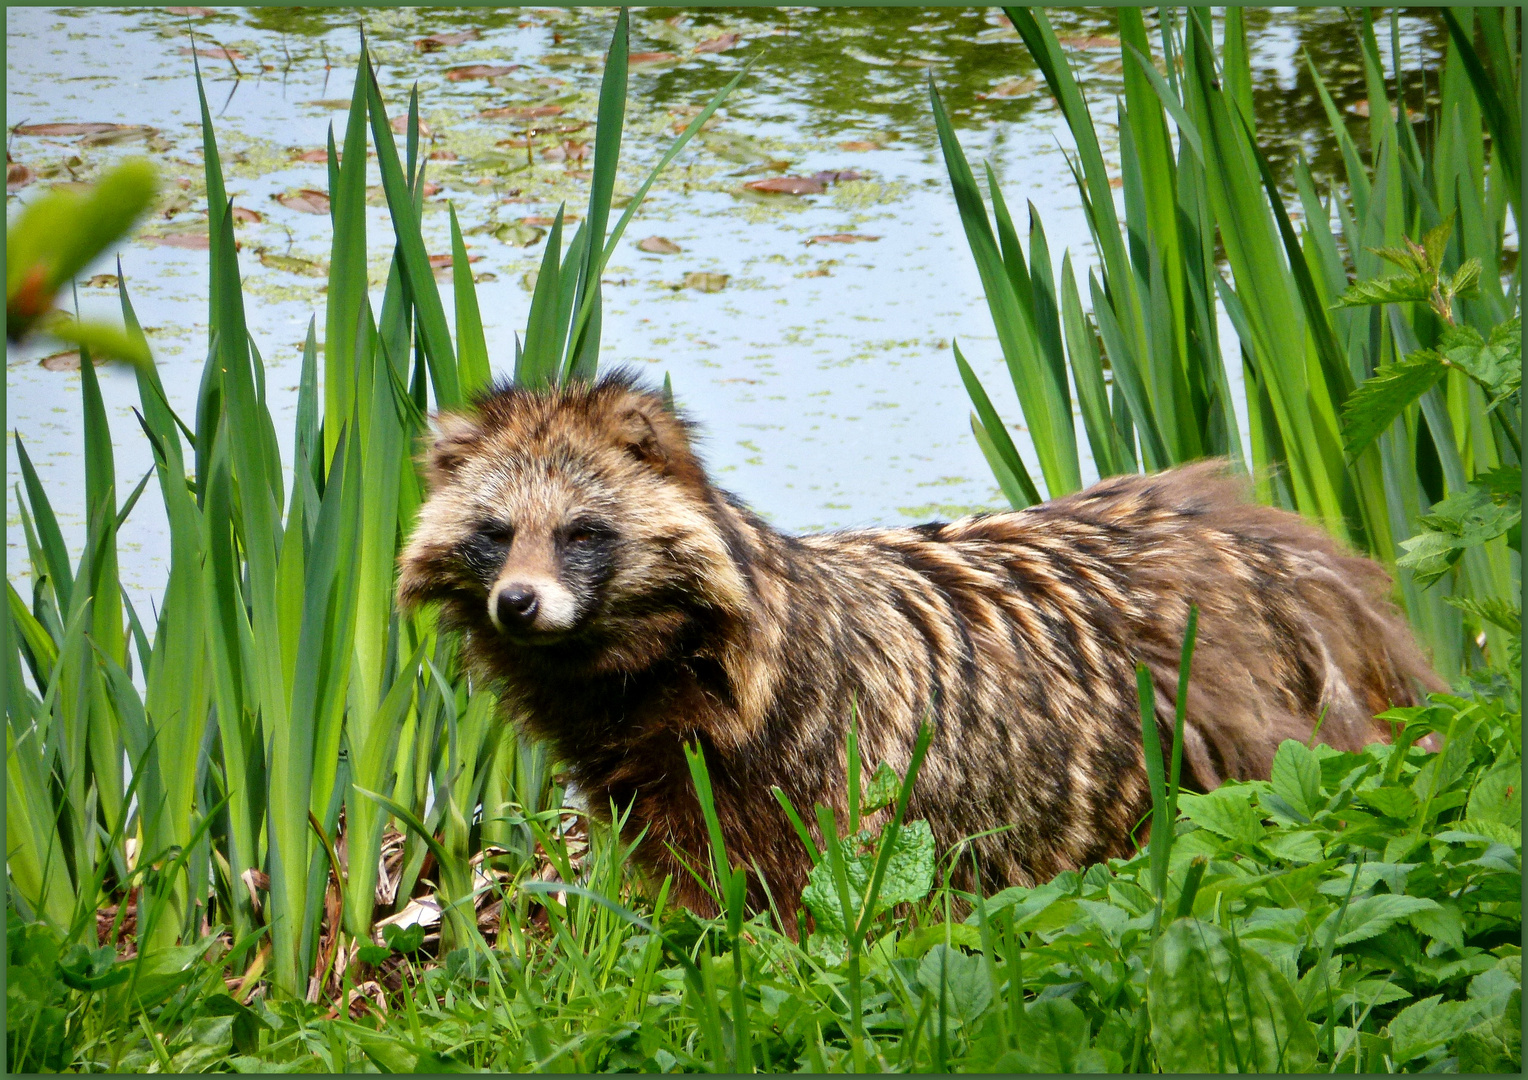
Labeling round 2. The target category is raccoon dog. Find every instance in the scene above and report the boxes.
[397,372,1441,915]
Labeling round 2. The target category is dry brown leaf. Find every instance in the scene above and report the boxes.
[1056,34,1119,50]
[274,188,330,214]
[561,140,588,161]
[14,122,134,137]
[694,32,739,53]
[7,163,33,191]
[805,233,881,245]
[428,149,457,161]
[746,176,825,196]
[230,206,262,223]
[811,169,864,184]
[39,350,96,371]
[291,147,330,163]
[414,30,479,52]
[166,6,217,15]
[521,214,578,226]
[629,51,680,65]
[481,104,564,120]
[837,140,881,152]
[979,77,1038,99]
[390,114,433,137]
[638,235,682,254]
[178,45,244,60]
[446,63,517,81]
[144,232,212,249]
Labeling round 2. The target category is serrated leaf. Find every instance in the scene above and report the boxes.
[1454,989,1522,1073]
[1445,595,1522,636]
[1448,258,1482,299]
[1179,786,1266,844]
[1340,349,1446,457]
[1420,215,1454,271]
[1442,322,1520,403]
[1335,272,1433,308]
[1397,528,1468,587]
[1322,893,1440,946]
[1467,761,1524,828]
[1271,739,1323,819]
[1410,904,1464,953]
[1356,785,1418,821]
[1387,994,1482,1063]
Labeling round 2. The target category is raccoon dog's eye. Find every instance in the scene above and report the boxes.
[481,522,515,545]
[564,522,606,548]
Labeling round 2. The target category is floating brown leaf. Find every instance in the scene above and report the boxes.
[1056,35,1119,50]
[745,176,825,196]
[390,115,433,137]
[292,147,330,163]
[79,127,156,147]
[421,181,442,197]
[683,271,728,292]
[428,149,458,161]
[165,6,216,15]
[7,163,33,191]
[811,169,864,184]
[638,235,682,254]
[13,122,135,137]
[145,231,211,249]
[978,77,1038,99]
[178,45,244,61]
[694,32,739,53]
[481,104,563,120]
[436,253,480,268]
[230,206,262,223]
[520,214,577,227]
[561,140,589,161]
[629,51,680,65]
[805,233,880,245]
[39,350,99,371]
[414,30,479,52]
[446,64,517,81]
[274,189,330,214]
[837,140,881,152]
[541,144,566,162]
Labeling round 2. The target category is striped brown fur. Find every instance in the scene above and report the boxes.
[397,371,1443,916]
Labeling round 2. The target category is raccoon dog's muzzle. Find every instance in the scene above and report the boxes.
[487,575,583,642]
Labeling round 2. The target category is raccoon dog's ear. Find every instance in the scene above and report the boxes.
[426,411,483,483]
[615,404,679,472]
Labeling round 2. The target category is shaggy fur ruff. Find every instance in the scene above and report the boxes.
[397,372,1443,915]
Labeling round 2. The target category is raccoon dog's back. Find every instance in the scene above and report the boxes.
[398,373,1441,914]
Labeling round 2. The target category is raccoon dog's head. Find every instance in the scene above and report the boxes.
[397,371,750,674]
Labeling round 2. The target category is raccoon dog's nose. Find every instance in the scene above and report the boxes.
[495,586,540,630]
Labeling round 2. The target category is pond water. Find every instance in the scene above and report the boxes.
[6,6,1447,610]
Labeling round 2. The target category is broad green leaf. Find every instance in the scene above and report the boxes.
[800,820,934,937]
[1387,994,1481,1063]
[1271,739,1323,819]
[1321,893,1441,947]
[1467,760,1524,828]
[1179,786,1266,844]
[1454,989,1523,1073]
[916,944,993,1027]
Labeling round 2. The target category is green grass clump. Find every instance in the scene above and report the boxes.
[5,7,1521,1074]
